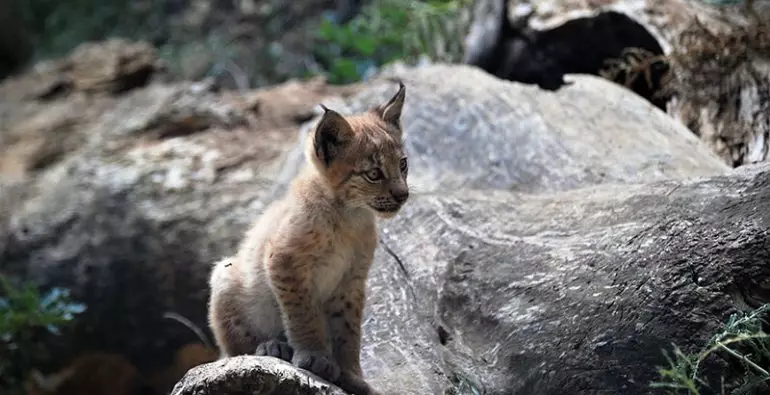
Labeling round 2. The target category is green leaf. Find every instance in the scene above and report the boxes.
[352,36,377,57]
[330,58,361,84]
[318,18,339,42]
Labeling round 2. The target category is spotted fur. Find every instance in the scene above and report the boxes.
[208,82,408,395]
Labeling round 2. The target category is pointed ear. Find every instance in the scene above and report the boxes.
[374,81,406,128]
[313,105,354,167]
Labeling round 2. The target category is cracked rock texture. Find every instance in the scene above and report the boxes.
[171,356,347,395]
[2,41,768,395]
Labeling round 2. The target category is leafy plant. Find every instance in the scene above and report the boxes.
[651,304,770,394]
[0,276,86,393]
[314,0,474,84]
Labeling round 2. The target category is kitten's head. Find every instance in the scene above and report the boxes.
[307,82,409,218]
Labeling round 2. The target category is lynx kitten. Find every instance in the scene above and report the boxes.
[208,82,409,395]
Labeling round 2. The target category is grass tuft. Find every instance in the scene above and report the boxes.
[651,304,770,395]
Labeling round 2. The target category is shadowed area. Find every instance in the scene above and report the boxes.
[463,0,670,110]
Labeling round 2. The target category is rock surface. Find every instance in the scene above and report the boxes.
[407,163,770,394]
[172,162,770,395]
[329,64,728,194]
[1,44,765,395]
[171,356,347,395]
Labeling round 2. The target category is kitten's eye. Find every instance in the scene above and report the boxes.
[364,168,384,182]
[399,158,408,173]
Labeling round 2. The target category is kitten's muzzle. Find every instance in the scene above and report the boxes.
[391,190,409,204]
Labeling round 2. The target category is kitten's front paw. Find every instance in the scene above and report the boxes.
[336,370,381,395]
[292,349,341,382]
[255,339,294,362]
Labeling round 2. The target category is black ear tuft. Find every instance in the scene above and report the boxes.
[375,81,406,128]
[314,106,353,167]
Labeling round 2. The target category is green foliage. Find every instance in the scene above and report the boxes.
[0,276,86,393]
[314,0,473,84]
[651,304,770,394]
[14,0,475,86]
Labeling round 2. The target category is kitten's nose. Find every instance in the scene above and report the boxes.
[391,190,409,204]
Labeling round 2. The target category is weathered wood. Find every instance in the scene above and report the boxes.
[666,20,770,167]
[463,0,770,167]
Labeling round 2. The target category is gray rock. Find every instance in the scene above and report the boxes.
[375,163,770,394]
[171,162,770,395]
[296,64,728,194]
[0,63,757,395]
[171,356,347,395]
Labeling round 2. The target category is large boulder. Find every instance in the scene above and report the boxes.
[1,58,751,395]
[173,162,770,395]
[300,64,728,194]
[378,163,770,394]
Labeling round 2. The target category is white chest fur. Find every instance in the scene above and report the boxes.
[313,241,354,301]
[312,208,375,301]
